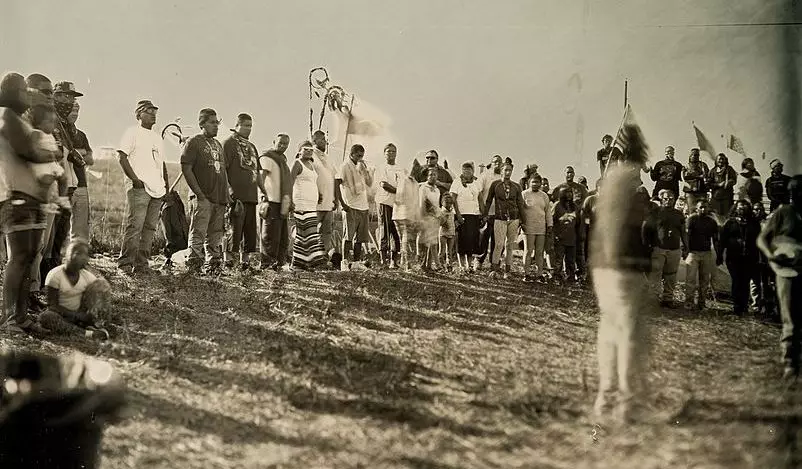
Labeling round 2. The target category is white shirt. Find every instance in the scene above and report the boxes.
[338,158,370,211]
[292,161,319,212]
[45,265,98,312]
[375,163,404,207]
[118,125,166,198]
[259,156,281,203]
[451,178,481,215]
[312,148,338,211]
[479,170,502,215]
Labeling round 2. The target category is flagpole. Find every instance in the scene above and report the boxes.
[624,79,628,109]
[341,94,356,162]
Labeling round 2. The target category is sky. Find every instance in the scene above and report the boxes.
[3,0,800,185]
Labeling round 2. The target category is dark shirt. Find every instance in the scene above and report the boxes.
[181,134,230,204]
[222,133,259,203]
[413,164,453,198]
[683,161,710,194]
[766,174,792,209]
[707,165,738,200]
[485,179,524,220]
[650,159,683,199]
[687,213,718,252]
[71,128,91,188]
[647,206,686,250]
[552,202,580,246]
[589,184,652,273]
[719,217,760,264]
[738,175,763,205]
[551,181,588,205]
[597,146,622,174]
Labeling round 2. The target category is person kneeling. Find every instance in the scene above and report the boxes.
[39,239,111,340]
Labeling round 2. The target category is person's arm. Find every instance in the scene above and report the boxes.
[290,160,302,186]
[478,188,486,217]
[257,156,270,199]
[46,286,78,317]
[725,167,737,190]
[716,222,727,265]
[1,109,55,163]
[381,169,398,194]
[180,139,205,200]
[757,214,776,260]
[335,175,351,212]
[650,162,659,182]
[117,151,143,188]
[451,191,462,219]
[710,219,720,255]
[483,181,497,218]
[545,197,553,229]
[679,214,689,254]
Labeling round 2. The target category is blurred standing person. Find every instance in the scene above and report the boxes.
[707,153,737,222]
[682,148,710,215]
[311,130,342,269]
[376,143,402,267]
[451,161,483,272]
[717,199,761,316]
[66,100,93,242]
[756,176,802,380]
[737,157,763,205]
[581,179,602,283]
[520,173,551,282]
[483,161,524,279]
[393,163,420,271]
[684,199,719,311]
[181,108,230,275]
[649,145,683,201]
[418,167,442,272]
[644,189,687,308]
[752,202,777,319]
[258,133,292,271]
[552,187,581,283]
[337,144,373,270]
[477,154,503,268]
[116,100,168,275]
[766,158,792,212]
[290,141,325,270]
[222,113,259,271]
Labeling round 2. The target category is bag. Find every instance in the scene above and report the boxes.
[159,191,189,256]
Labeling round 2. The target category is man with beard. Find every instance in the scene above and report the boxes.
[222,113,259,271]
[649,146,683,201]
[682,148,710,215]
[477,154,503,267]
[181,108,230,275]
[66,100,93,242]
[706,153,738,222]
[766,158,792,212]
[258,133,292,271]
[311,130,342,269]
[596,134,622,176]
[117,100,168,275]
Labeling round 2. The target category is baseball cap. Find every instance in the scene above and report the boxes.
[135,100,158,116]
[53,81,83,97]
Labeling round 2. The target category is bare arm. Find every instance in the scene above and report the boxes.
[181,163,206,200]
[335,179,350,211]
[46,286,77,316]
[381,181,397,194]
[116,151,143,187]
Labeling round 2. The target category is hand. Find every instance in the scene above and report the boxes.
[131,179,145,189]
[195,193,207,202]
[68,149,85,166]
[457,215,464,225]
[341,203,351,213]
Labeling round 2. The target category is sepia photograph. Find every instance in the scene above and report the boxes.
[0,0,801,467]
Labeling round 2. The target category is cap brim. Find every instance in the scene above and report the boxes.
[58,91,84,97]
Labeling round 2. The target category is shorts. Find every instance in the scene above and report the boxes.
[0,192,47,234]
[345,209,370,243]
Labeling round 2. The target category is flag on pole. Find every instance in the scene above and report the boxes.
[611,104,650,167]
[329,94,393,162]
[726,134,747,157]
[693,123,717,162]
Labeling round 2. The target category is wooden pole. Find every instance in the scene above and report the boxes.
[341,94,356,162]
[624,79,628,109]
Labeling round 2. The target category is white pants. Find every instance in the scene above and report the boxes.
[592,267,654,418]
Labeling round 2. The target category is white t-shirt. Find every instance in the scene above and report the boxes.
[337,159,369,211]
[479,170,502,215]
[259,157,281,203]
[45,265,98,312]
[118,125,166,198]
[450,178,481,215]
[375,163,403,207]
[312,148,338,211]
[292,161,319,213]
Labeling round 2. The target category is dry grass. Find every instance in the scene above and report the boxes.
[1,251,797,468]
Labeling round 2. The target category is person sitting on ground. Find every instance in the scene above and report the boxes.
[439,193,457,271]
[39,239,111,340]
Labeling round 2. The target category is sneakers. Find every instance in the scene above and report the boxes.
[86,325,110,341]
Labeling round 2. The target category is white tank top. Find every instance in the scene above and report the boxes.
[292,161,319,212]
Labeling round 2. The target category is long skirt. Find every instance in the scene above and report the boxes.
[457,214,481,255]
[292,211,326,270]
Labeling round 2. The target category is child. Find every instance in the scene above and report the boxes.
[418,168,441,272]
[439,193,456,271]
[28,104,67,203]
[38,239,111,340]
[552,187,581,283]
[521,174,552,282]
[684,199,719,311]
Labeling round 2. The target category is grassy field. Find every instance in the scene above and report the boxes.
[0,158,798,468]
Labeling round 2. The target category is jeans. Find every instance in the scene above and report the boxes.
[777,274,802,372]
[478,217,496,264]
[224,201,257,263]
[378,204,400,259]
[685,250,714,307]
[649,247,682,301]
[187,196,226,270]
[492,218,519,268]
[70,186,90,242]
[118,188,162,270]
[554,244,577,280]
[260,201,289,267]
[317,210,334,256]
[523,234,546,274]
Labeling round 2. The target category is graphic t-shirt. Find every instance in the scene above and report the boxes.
[222,133,258,203]
[181,134,230,204]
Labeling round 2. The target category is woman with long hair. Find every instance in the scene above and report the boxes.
[290,141,326,270]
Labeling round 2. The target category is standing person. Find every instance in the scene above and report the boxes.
[258,134,292,270]
[581,179,602,283]
[439,193,457,271]
[337,144,373,270]
[682,148,710,215]
[311,130,342,269]
[596,134,622,176]
[737,157,764,205]
[552,187,581,283]
[290,141,325,270]
[707,153,738,222]
[766,158,792,212]
[0,72,59,334]
[684,199,719,311]
[590,162,655,424]
[376,143,402,267]
[116,100,168,275]
[718,199,761,316]
[222,113,259,271]
[418,167,442,272]
[752,202,777,319]
[413,149,453,196]
[483,161,524,278]
[66,100,93,242]
[649,146,684,201]
[393,163,420,271]
[521,173,552,282]
[477,154,503,267]
[541,176,554,271]
[756,175,802,380]
[451,161,483,272]
[552,166,590,279]
[644,189,687,308]
[181,108,230,275]
[520,163,539,189]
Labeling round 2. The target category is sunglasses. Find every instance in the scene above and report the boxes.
[32,88,53,96]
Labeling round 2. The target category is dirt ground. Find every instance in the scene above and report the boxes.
[1,252,798,468]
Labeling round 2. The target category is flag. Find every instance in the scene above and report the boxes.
[727,134,747,157]
[611,104,650,167]
[328,94,393,161]
[693,124,716,161]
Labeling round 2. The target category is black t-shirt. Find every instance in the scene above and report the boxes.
[687,213,718,252]
[71,128,91,188]
[650,159,683,197]
[222,133,259,203]
[180,134,230,204]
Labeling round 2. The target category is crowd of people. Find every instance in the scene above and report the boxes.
[1,71,802,404]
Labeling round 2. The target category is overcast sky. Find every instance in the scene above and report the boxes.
[3,0,800,181]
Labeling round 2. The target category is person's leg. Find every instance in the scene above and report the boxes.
[553,243,566,279]
[241,202,257,265]
[491,220,506,270]
[575,234,586,279]
[223,205,241,266]
[504,220,519,270]
[38,309,89,336]
[264,202,282,267]
[136,196,163,271]
[477,217,491,264]
[31,211,57,293]
[118,188,148,269]
[317,211,332,256]
[698,251,714,309]
[523,234,535,274]
[395,220,408,268]
[378,204,391,263]
[663,249,682,303]
[277,214,290,267]
[388,206,400,262]
[777,275,802,375]
[50,209,71,264]
[616,271,653,422]
[649,248,666,297]
[186,196,212,271]
[534,234,546,275]
[205,203,227,270]
[565,245,577,281]
[685,253,700,307]
[69,186,91,242]
[592,267,619,417]
[3,229,43,327]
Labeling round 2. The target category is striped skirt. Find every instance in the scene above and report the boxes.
[292,211,326,270]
